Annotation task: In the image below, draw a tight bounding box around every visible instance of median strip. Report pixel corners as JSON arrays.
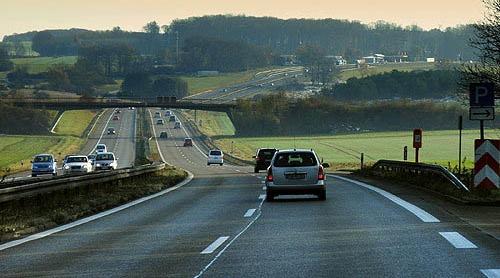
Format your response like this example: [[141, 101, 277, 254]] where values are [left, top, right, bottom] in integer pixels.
[[201, 236, 230, 254], [439, 232, 478, 249]]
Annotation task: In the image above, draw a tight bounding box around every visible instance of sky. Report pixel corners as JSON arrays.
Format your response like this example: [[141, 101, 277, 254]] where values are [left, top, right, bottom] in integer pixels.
[[1, 0, 486, 39]]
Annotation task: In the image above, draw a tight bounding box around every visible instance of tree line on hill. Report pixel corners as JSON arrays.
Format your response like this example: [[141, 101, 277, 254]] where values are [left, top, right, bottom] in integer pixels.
[[0, 103, 52, 134], [231, 94, 493, 136], [323, 70, 459, 101], [4, 15, 475, 61]]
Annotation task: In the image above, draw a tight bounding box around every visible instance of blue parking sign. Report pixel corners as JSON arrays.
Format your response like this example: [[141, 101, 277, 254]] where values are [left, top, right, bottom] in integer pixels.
[[469, 83, 495, 107]]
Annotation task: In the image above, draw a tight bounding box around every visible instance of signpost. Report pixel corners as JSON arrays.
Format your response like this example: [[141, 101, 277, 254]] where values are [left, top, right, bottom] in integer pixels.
[[413, 129, 422, 163], [469, 83, 495, 139]]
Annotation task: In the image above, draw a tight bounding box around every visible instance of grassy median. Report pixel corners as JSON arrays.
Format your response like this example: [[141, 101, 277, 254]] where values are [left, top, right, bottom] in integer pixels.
[[0, 166, 187, 243], [53, 110, 98, 137]]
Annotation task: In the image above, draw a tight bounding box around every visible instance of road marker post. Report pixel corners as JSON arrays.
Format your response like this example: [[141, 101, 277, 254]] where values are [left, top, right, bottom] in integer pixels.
[[458, 116, 463, 174], [474, 139, 500, 190], [413, 129, 422, 163]]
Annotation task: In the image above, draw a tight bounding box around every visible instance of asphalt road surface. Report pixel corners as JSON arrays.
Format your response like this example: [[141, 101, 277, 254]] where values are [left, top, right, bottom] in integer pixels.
[[0, 108, 498, 277], [184, 67, 304, 103]]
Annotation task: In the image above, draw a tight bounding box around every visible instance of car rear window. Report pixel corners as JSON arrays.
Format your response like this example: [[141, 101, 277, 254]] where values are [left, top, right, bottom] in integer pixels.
[[67, 157, 88, 163], [258, 149, 276, 159], [96, 154, 114, 160], [185, 139, 192, 142], [273, 152, 317, 167], [97, 145, 106, 150], [210, 150, 222, 156], [34, 155, 52, 162]]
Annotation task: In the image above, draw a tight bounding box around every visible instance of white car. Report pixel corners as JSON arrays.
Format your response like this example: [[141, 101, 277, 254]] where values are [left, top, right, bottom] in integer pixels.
[[96, 144, 107, 153], [63, 155, 93, 175], [154, 112, 161, 118], [94, 152, 118, 171], [207, 150, 224, 166]]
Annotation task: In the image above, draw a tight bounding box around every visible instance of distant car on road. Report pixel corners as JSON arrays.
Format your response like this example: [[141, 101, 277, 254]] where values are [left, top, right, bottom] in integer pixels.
[[115, 109, 121, 114], [62, 154, 77, 167], [159, 131, 168, 139], [265, 149, 328, 201], [169, 115, 176, 122], [154, 111, 161, 118], [128, 107, 135, 110], [31, 154, 57, 177], [174, 121, 181, 129], [107, 127, 116, 135], [270, 83, 275, 86], [183, 138, 193, 147], [63, 155, 92, 175], [222, 88, 228, 92], [94, 152, 118, 171], [165, 110, 172, 117], [113, 115, 120, 121], [253, 148, 277, 173], [96, 144, 107, 154], [157, 119, 165, 125], [207, 150, 224, 166]]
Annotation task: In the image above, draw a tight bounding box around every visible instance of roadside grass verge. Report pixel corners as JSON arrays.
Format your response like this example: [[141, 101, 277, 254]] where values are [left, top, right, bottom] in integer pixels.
[[0, 135, 84, 176], [0, 166, 187, 243], [339, 62, 437, 80], [11, 56, 78, 74], [182, 67, 273, 95], [53, 110, 98, 137], [181, 110, 235, 137]]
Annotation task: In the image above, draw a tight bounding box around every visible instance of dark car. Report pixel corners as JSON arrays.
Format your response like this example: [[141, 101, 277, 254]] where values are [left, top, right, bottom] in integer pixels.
[[253, 148, 277, 173], [183, 138, 193, 147], [159, 131, 168, 139]]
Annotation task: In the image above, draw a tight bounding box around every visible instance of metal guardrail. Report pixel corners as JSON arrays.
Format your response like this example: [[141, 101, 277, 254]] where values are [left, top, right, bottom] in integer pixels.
[[371, 160, 469, 192], [0, 163, 166, 203]]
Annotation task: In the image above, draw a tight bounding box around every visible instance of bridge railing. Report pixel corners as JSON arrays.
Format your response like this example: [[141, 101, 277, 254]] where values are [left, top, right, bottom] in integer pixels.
[[371, 160, 469, 192]]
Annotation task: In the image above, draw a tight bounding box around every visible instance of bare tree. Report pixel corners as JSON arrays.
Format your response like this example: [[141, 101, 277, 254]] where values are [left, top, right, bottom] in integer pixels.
[[460, 0, 500, 98]]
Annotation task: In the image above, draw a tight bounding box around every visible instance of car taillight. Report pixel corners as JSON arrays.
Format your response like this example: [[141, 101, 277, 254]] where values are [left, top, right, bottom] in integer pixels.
[[318, 165, 325, 180], [266, 167, 273, 182]]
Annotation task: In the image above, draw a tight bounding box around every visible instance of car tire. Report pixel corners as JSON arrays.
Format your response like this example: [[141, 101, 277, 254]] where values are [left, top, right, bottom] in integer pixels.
[[32, 174, 37, 177], [254, 168, 259, 173], [220, 163, 223, 166], [318, 189, 326, 201], [207, 163, 210, 166], [266, 190, 274, 202]]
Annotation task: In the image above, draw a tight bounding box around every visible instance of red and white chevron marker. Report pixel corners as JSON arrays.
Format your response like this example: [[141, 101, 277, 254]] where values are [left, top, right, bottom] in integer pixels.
[[474, 139, 500, 189]]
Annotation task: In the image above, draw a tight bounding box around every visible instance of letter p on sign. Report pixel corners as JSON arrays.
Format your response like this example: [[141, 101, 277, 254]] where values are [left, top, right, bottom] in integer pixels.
[[469, 83, 495, 107]]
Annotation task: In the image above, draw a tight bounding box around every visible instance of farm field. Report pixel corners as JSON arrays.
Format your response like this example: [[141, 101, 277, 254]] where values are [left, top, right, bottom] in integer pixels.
[[214, 129, 498, 169], [53, 110, 98, 137], [11, 56, 78, 74]]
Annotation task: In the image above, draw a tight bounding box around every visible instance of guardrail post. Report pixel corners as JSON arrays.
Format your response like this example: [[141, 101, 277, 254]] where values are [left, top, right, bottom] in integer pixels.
[[360, 153, 364, 169]]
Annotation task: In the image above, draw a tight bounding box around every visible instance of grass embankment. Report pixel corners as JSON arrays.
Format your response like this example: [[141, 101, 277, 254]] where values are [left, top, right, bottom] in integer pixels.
[[0, 135, 84, 176], [0, 166, 187, 242], [339, 62, 436, 80], [11, 56, 78, 74], [182, 67, 272, 95], [53, 110, 98, 137], [215, 130, 498, 169], [182, 110, 235, 137]]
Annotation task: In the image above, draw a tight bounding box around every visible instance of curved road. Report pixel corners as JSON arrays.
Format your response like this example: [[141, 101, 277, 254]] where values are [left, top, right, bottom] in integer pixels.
[[0, 108, 498, 277]]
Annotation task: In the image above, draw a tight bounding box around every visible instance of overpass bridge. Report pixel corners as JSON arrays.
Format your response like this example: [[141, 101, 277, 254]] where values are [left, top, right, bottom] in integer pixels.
[[0, 97, 237, 112]]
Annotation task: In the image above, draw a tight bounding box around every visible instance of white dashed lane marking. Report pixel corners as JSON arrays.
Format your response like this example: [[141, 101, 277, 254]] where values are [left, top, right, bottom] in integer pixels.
[[481, 269, 500, 278], [201, 236, 230, 254], [244, 209, 257, 218], [439, 232, 478, 249], [258, 194, 266, 200]]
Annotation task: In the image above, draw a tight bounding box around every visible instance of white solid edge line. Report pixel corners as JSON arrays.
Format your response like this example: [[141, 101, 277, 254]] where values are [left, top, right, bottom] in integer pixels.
[[439, 232, 478, 249], [201, 236, 230, 254], [49, 111, 65, 133], [330, 175, 440, 223], [0, 171, 194, 252], [481, 269, 500, 278], [244, 208, 257, 218], [258, 194, 266, 200]]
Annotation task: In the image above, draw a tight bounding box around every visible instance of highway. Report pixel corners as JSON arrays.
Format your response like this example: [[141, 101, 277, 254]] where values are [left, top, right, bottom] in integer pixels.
[[0, 109, 498, 277], [2, 108, 136, 182], [184, 67, 304, 103]]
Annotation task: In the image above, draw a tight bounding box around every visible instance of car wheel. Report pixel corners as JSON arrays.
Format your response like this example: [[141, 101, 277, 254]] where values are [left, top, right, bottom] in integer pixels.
[[207, 163, 210, 166], [53, 172, 57, 177], [266, 190, 274, 202], [254, 167, 259, 173], [32, 174, 37, 177], [220, 163, 223, 166], [318, 189, 326, 201]]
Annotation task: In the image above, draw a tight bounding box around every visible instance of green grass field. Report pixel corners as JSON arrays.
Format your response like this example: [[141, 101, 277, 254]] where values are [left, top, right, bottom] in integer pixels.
[[181, 68, 274, 95], [11, 56, 78, 74], [0, 135, 83, 175], [214, 129, 498, 169], [181, 110, 235, 137], [339, 62, 437, 80], [53, 110, 98, 137]]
